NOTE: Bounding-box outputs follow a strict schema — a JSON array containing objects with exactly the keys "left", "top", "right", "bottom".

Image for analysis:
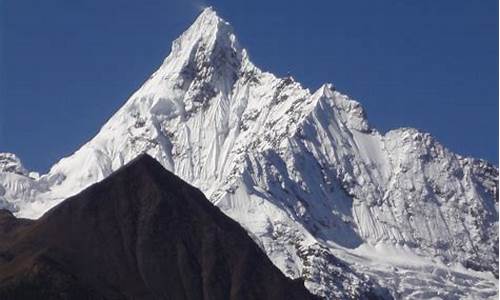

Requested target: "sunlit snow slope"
[{"left": 1, "top": 8, "right": 498, "bottom": 299}]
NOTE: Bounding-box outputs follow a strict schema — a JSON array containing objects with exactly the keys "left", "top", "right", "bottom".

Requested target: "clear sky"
[{"left": 0, "top": 0, "right": 498, "bottom": 172}]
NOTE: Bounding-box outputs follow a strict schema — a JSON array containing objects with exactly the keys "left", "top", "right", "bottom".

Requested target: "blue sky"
[{"left": 0, "top": 0, "right": 498, "bottom": 171}]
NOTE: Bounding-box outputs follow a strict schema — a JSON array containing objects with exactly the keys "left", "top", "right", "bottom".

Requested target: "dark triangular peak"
[{"left": 0, "top": 154, "right": 318, "bottom": 300}]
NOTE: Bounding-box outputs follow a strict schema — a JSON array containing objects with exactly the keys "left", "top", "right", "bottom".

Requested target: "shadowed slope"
[{"left": 0, "top": 154, "right": 318, "bottom": 300}]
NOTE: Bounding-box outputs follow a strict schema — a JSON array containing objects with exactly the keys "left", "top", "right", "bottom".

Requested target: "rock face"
[
  {"left": 0, "top": 154, "right": 318, "bottom": 300},
  {"left": 0, "top": 7, "right": 497, "bottom": 299}
]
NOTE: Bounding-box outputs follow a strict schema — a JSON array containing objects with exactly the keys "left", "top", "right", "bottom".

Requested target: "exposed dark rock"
[{"left": 0, "top": 154, "right": 318, "bottom": 300}]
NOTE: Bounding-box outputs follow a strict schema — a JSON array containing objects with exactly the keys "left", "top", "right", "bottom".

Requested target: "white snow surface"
[{"left": 1, "top": 8, "right": 498, "bottom": 299}]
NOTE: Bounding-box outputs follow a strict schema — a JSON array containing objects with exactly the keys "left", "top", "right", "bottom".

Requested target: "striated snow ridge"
[{"left": 1, "top": 7, "right": 498, "bottom": 299}]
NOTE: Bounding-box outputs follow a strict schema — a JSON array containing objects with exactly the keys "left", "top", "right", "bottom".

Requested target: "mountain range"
[{"left": 0, "top": 7, "right": 497, "bottom": 299}]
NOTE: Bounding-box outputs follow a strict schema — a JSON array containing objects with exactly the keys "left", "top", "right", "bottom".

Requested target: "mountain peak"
[
  {"left": 164, "top": 7, "right": 239, "bottom": 68},
  {"left": 138, "top": 7, "right": 247, "bottom": 113},
  {"left": 187, "top": 6, "right": 230, "bottom": 37},
  {"left": 120, "top": 153, "right": 161, "bottom": 171},
  {"left": 196, "top": 6, "right": 225, "bottom": 24},
  {"left": 0, "top": 153, "right": 28, "bottom": 176}
]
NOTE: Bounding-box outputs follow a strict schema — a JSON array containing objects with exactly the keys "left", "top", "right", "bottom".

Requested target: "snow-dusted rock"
[
  {"left": 1, "top": 8, "right": 497, "bottom": 299},
  {"left": 0, "top": 153, "right": 47, "bottom": 212},
  {"left": 0, "top": 153, "right": 28, "bottom": 175}
]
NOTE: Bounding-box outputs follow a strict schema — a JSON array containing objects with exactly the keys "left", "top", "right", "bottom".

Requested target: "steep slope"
[
  {"left": 0, "top": 154, "right": 318, "bottom": 300},
  {"left": 0, "top": 7, "right": 497, "bottom": 299}
]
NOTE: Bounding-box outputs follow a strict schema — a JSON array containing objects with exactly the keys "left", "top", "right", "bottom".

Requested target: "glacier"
[{"left": 0, "top": 7, "right": 498, "bottom": 299}]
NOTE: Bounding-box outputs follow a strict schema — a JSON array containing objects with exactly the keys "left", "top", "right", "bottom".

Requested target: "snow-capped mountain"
[{"left": 1, "top": 8, "right": 498, "bottom": 299}]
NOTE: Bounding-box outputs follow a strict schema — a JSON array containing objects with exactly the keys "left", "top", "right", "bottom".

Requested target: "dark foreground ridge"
[{"left": 0, "top": 154, "right": 319, "bottom": 300}]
